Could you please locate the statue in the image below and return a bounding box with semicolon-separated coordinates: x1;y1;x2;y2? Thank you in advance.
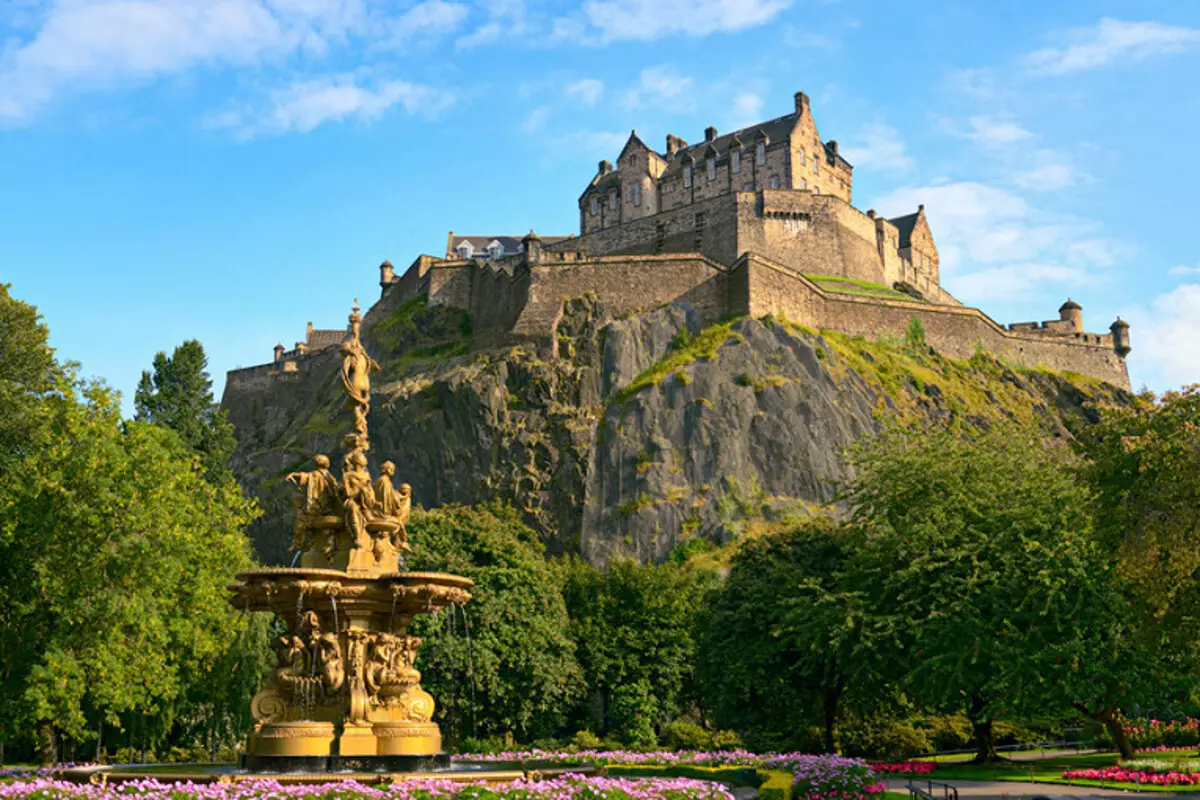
342;450;376;551
286;455;338;551
374;462;413;553
340;300;379;439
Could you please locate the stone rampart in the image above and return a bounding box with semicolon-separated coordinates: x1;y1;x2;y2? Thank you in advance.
733;254;1130;388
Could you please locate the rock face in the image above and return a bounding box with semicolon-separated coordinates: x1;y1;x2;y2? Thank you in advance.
223;299;1129;566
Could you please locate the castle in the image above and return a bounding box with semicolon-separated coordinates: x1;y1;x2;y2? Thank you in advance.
239;91;1132;390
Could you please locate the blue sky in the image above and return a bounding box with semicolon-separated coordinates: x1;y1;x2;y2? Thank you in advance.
3;0;1200;411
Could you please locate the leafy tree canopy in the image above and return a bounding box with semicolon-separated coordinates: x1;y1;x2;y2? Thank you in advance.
562;555;714;745
135;339;236;484
406;503;585;744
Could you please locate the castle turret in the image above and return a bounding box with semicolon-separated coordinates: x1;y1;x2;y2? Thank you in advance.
1110;318;1131;357
379;260;395;289
273;343;285;363
1059;298;1083;333
523;230;542;264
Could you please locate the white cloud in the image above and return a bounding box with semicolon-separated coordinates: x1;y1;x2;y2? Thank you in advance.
522;105;550;132
840;122;913;175
964;115;1032;146
1024;18;1200;76
0;0;367;122
1169;263;1200;277
565;78;604;107
544;129;629;158
210;73;449;137
1012;161;1075;191
579;0;791;42
455;21;504;49
1128;283;1200;390
727;91;764;130
382;0;468;45
621;65;693;110
871;181;1125;303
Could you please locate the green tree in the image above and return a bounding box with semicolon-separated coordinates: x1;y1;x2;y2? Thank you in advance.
406;503;584;743
0;284;64;471
0;375;262;763
697;518;877;753
841;422;1097;763
134;339;236;483
1079;386;1200;622
562;557;712;744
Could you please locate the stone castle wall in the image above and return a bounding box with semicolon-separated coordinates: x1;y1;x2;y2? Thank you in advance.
735;255;1130;388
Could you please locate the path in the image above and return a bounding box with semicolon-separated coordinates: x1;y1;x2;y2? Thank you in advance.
886;778;1200;800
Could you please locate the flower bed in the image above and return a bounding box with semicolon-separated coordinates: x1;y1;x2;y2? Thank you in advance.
1062;766;1200;786
473;750;887;798
868;761;935;776
0;775;735;800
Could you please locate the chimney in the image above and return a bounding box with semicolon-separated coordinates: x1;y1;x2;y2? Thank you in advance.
306;321;313;341
794;91;809;115
705;126;717;142
666;134;687;157
598;160;613;175
827;140;838;156
866;209;876;219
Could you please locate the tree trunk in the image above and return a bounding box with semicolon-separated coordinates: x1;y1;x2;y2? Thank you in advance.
1076;702;1133;760
967;697;1001;764
36;721;56;766
822;687;841;754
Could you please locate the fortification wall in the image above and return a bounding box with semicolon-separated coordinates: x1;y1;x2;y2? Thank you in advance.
555;194;740;265
735;255;1130;388
511;254;729;346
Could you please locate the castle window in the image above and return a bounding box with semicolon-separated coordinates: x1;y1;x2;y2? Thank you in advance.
683;164;692;187
800;178;807;190
707;158;716;181
813;156;820;175
457;242;472;258
743;182;753;191
609;190;617;210
590;197;599;216
769;175;781;189
732;149;741;174
813;186;820;194
756;141;766;165
798;146;805;166
634;185;642;207
488;242;503;260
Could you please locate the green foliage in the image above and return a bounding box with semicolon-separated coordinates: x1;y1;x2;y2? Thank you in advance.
904;317;926;349
367;294;473;377
570;729;603;749
406;504;585;744
134;339;237;484
840;422;1118;760
661;720;744;751
610;680;658;747
615;320;740;403
0;284;64;467
696;517;867;753
0;374;263;760
803;274;921;303
562;557;714;742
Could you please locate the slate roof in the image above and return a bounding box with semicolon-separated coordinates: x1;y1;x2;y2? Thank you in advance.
658;112;801;178
889;212;920;248
449;235;570;257
307;328;347;349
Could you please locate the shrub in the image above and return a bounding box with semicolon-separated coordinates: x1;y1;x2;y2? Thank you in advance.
610;680;659;748
571;730;603;750
662;721;712;750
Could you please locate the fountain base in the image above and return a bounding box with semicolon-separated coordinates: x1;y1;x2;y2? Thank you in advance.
242;752;451;774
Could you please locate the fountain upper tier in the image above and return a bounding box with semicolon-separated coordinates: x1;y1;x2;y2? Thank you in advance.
228;569;473;618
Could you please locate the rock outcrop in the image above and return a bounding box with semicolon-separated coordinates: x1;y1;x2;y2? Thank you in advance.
223;298;1129;566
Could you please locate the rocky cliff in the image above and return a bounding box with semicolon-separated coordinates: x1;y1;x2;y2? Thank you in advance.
223;294;1129;566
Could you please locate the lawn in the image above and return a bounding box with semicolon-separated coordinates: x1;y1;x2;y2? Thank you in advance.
913;751;1200;793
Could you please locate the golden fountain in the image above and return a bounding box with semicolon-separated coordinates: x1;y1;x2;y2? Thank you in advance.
227;300;473;772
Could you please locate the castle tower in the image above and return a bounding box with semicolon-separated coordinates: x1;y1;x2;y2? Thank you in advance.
1111;318;1131;357
273;343;285;363
380;260;395;289
1059;299;1083;333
